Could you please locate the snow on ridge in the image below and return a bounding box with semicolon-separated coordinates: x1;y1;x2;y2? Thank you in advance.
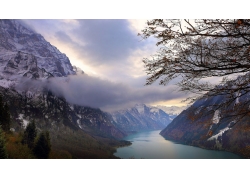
135;104;145;114
156;105;188;115
150;107;159;113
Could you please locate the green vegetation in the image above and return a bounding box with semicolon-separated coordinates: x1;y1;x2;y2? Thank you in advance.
4;131;70;159
0;128;7;158
33;131;51;159
0;94;126;159
3;121;52;159
49;126;119;159
5;132;35;158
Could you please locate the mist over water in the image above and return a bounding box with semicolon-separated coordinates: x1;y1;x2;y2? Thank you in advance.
114;130;242;159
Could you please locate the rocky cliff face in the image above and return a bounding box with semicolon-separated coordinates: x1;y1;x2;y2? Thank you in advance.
0;20;75;77
160;91;250;158
111;104;172;133
0;51;53;88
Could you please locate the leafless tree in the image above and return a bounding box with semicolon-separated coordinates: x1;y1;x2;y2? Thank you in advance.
139;19;250;117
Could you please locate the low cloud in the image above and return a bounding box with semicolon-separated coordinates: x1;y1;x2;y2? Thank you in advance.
48;74;186;112
15;74;187;112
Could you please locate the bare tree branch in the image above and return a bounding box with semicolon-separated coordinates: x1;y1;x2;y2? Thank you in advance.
140;19;250;117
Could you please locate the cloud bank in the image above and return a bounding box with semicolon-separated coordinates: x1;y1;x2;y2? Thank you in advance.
46;74;186;112
15;74;187;112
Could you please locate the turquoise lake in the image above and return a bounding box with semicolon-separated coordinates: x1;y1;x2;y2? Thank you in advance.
114;130;242;159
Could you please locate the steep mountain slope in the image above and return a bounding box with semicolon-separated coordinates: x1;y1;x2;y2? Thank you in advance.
0;51;53;88
0;86;129;158
0;20;126;138
0;19;132;158
111;104;172;133
0;86;126;139
0;19;75;77
160;90;250;158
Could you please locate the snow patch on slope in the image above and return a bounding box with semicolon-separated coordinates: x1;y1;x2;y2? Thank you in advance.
207;127;230;141
17;114;29;128
212;110;220;124
0;79;14;88
135;104;144;114
77;119;83;129
112;116;117;123
23;119;29;129
195;106;203;115
235;91;241;106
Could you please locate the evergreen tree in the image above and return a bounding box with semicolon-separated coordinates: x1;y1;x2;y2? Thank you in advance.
33;131;51;159
2;104;10;132
22;120;37;149
0;96;6;131
0;96;11;132
0;127;7;159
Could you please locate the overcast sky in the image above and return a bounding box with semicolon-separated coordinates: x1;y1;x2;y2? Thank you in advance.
20;19;189;111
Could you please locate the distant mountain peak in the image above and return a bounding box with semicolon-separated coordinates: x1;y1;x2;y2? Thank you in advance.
134;103;146;113
155;105;188;116
111;104;172;132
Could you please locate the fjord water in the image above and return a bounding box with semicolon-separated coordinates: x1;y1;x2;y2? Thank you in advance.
114;130;242;159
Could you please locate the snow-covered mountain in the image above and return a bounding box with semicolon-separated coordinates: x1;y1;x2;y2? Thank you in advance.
0;51;54;88
0;19;75;81
0;19;127;140
156;105;188;116
0;19;132;158
111;104;172;132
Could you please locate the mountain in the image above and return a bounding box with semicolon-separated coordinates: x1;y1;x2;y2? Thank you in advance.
160;86;250;158
155;105;188;120
0;19;75;79
0;85;130;158
111;104;172;133
156;105;188;116
0;51;54;88
0;20;132;158
0;19;126;138
0;85;126;138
